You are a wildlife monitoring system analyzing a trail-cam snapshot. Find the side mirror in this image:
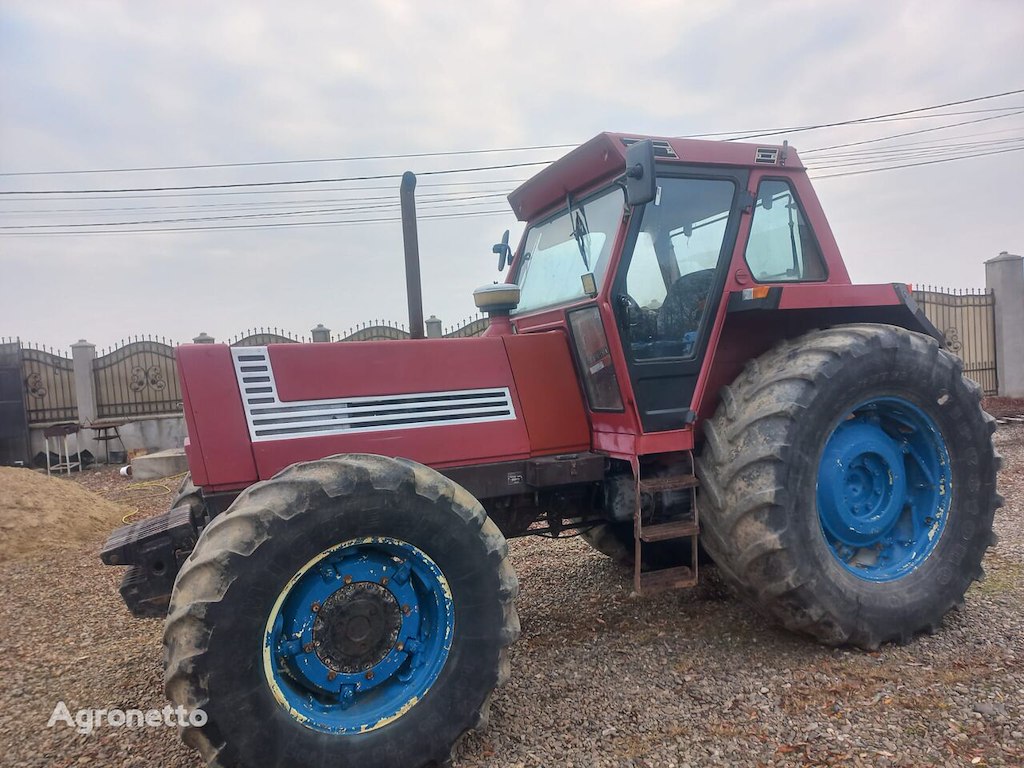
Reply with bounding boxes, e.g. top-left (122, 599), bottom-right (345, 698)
top-left (492, 229), bottom-right (512, 270)
top-left (624, 139), bottom-right (656, 206)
